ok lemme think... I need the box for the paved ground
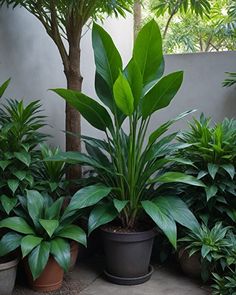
[14,257,210,295]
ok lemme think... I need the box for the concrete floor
[14,257,210,295]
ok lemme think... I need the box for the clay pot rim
[0,257,19,271]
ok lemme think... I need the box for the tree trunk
[65,39,83,182]
[133,0,142,39]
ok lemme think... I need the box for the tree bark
[64,37,83,181]
[133,0,142,39]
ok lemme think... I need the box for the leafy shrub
[175,114,236,225]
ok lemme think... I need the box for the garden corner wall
[0,7,236,149]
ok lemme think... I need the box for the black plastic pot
[101,228,156,285]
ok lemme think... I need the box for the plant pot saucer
[104,265,154,285]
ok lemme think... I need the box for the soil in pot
[24,256,64,292]
[0,256,19,295]
[178,248,201,278]
[101,225,156,285]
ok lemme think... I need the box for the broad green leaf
[142,71,184,119]
[14,151,31,167]
[208,163,219,179]
[50,238,70,273]
[7,179,19,194]
[0,79,10,98]
[152,172,205,187]
[45,197,64,220]
[152,196,199,231]
[26,190,45,228]
[113,72,134,116]
[13,170,27,181]
[21,235,43,258]
[39,219,59,237]
[133,20,164,93]
[65,184,112,213]
[88,203,118,235]
[92,23,122,89]
[0,217,35,235]
[113,199,128,213]
[28,242,50,280]
[0,195,17,215]
[52,89,113,132]
[0,232,22,257]
[142,200,177,248]
[205,185,218,201]
[221,164,235,179]
[57,225,87,247]
[0,160,10,171]
[124,59,142,108]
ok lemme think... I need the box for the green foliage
[0,189,89,279]
[175,114,236,226]
[145,0,236,53]
[212,272,236,295]
[50,21,203,249]
[35,144,68,198]
[223,72,236,88]
[0,80,47,216]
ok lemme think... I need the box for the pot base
[104,265,154,285]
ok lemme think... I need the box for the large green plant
[49,20,204,248]
[0,189,90,279]
[175,115,236,225]
[0,80,47,216]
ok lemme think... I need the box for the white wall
[0,8,236,149]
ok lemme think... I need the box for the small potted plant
[50,20,205,285]
[179,222,230,281]
[0,189,91,292]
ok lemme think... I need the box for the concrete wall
[0,8,236,149]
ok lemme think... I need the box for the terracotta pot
[69,241,79,271]
[24,257,64,292]
[0,257,19,295]
[178,248,201,278]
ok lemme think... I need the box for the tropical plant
[0,0,134,180]
[144,0,236,53]
[223,72,236,87]
[48,20,205,249]
[212,271,236,295]
[0,80,47,216]
[0,189,89,280]
[179,222,231,281]
[34,144,68,199]
[174,114,236,226]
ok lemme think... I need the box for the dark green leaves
[57,225,87,247]
[133,20,164,93]
[52,89,113,132]
[92,23,122,89]
[142,71,184,119]
[28,242,50,280]
[39,219,59,237]
[0,78,10,98]
[50,238,70,273]
[21,235,42,258]
[0,217,35,235]
[0,232,22,257]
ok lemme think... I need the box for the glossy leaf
[142,200,177,248]
[14,151,31,167]
[88,203,118,235]
[52,89,113,132]
[152,172,205,187]
[50,238,70,273]
[0,78,10,98]
[7,179,19,194]
[113,72,134,116]
[0,195,17,215]
[208,163,219,179]
[28,242,50,280]
[0,217,35,235]
[142,71,184,119]
[21,235,42,258]
[26,190,45,228]
[57,225,87,247]
[45,197,64,220]
[205,185,218,201]
[221,164,235,179]
[113,199,128,213]
[0,232,22,257]
[133,20,164,93]
[39,219,59,237]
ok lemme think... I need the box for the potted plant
[0,79,19,295]
[179,222,230,281]
[0,189,91,292]
[49,20,205,285]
